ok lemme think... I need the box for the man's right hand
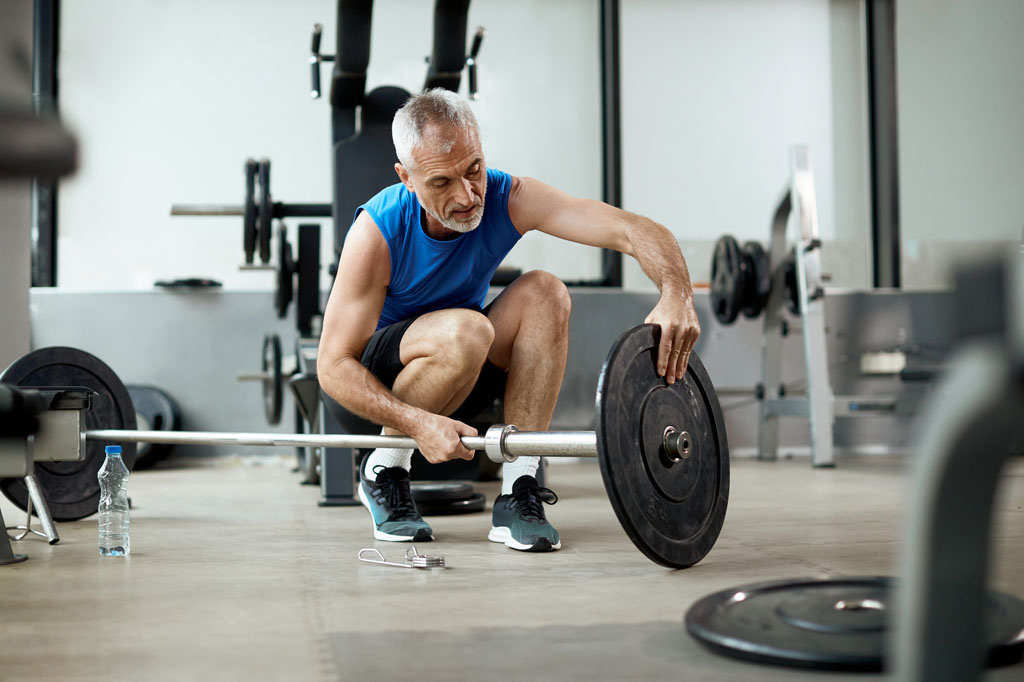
[408,413,478,463]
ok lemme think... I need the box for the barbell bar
[84,426,687,464]
[1,325,730,569]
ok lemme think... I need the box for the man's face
[397,125,487,235]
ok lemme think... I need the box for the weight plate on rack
[258,158,272,264]
[0,347,137,521]
[685,576,1024,671]
[262,333,283,426]
[741,240,771,319]
[596,324,729,569]
[243,158,257,265]
[710,235,745,325]
[275,224,294,319]
[783,253,800,315]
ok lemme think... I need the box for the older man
[318,89,699,552]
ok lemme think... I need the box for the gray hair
[392,88,480,171]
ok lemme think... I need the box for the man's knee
[419,308,495,366]
[518,270,572,328]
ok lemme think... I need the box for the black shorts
[321,307,507,435]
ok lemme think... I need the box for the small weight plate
[258,159,272,264]
[126,385,182,470]
[262,333,283,426]
[710,235,745,325]
[275,224,294,319]
[596,324,729,569]
[416,491,486,516]
[243,158,257,265]
[411,481,475,503]
[741,240,771,319]
[685,576,1024,671]
[0,347,137,521]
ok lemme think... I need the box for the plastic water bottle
[98,445,130,556]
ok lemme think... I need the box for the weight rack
[758,146,834,467]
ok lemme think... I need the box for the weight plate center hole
[835,599,886,613]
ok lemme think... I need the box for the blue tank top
[354,168,522,329]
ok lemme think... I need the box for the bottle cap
[105,445,122,455]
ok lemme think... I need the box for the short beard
[423,173,487,234]
[425,202,484,233]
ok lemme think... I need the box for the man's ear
[395,163,415,193]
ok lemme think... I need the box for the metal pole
[86,428,599,463]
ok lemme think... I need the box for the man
[318,89,700,552]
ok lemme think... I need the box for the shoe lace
[512,484,558,522]
[372,465,419,520]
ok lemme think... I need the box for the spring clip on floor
[357,546,446,570]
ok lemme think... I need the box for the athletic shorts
[321,307,507,435]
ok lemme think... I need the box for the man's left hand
[644,294,701,385]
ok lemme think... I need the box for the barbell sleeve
[84,426,599,464]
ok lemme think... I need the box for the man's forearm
[627,216,693,300]
[319,356,424,435]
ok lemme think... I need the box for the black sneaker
[358,459,433,542]
[488,475,561,551]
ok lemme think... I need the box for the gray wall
[0,1,35,369]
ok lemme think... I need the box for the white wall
[619,0,872,291]
[56,0,602,289]
[896,0,1024,288]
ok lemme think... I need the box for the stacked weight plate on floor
[685,576,1024,671]
[411,481,485,515]
[596,325,729,569]
[0,347,137,521]
[710,235,772,325]
[126,385,182,470]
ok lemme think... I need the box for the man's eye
[433,180,448,189]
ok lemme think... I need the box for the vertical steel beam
[599,0,623,287]
[866,0,901,289]
[31,0,60,287]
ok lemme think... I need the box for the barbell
[0,324,730,569]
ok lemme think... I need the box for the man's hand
[408,413,478,464]
[645,293,701,384]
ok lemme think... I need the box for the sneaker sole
[488,525,561,552]
[358,481,433,543]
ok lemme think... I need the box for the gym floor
[1,453,1022,681]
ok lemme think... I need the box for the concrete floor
[1,454,1022,682]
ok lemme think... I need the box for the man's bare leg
[485,270,571,552]
[363,307,493,472]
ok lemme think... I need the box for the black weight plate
[685,576,1024,672]
[595,324,729,569]
[258,158,272,264]
[126,385,181,470]
[411,481,475,503]
[262,333,283,426]
[275,224,294,319]
[416,491,486,516]
[741,240,771,319]
[710,235,744,325]
[0,347,137,521]
[243,158,257,264]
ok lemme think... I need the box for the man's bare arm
[317,212,427,435]
[507,176,700,383]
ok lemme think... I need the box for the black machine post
[598,0,623,287]
[31,0,61,287]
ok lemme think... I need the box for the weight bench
[1,387,91,564]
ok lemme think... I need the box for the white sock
[363,429,413,473]
[501,456,540,495]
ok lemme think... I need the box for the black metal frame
[31,0,60,287]
[866,0,901,289]
[597,0,623,287]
